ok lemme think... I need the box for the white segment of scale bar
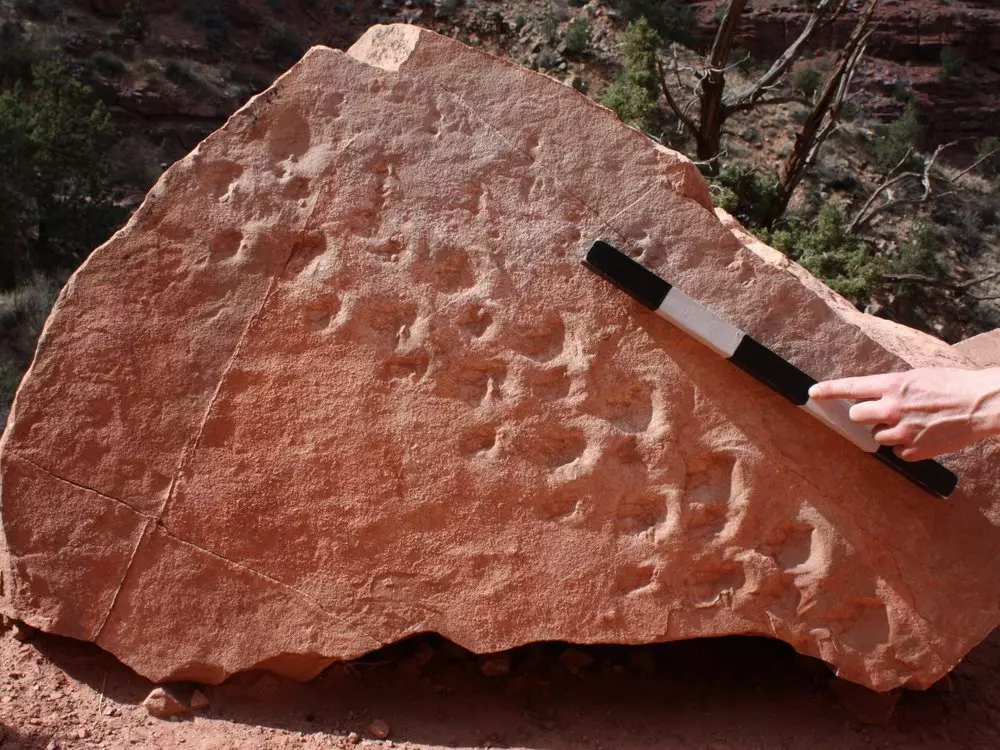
[656,284,879,454]
[801,398,879,453]
[655,288,745,359]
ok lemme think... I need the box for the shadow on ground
[12,624,1000,749]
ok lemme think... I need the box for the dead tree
[847,143,954,235]
[770,0,878,225]
[848,142,1000,302]
[657,0,854,170]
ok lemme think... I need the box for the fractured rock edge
[0,24,998,691]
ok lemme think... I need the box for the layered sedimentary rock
[2,24,999,692]
[689,0,1000,145]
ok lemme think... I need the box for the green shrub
[119,0,149,41]
[0,20,37,87]
[0,274,61,426]
[264,23,306,62]
[0,62,125,287]
[891,220,942,277]
[183,0,228,45]
[765,205,882,304]
[165,59,196,85]
[599,18,661,132]
[601,78,658,132]
[165,59,219,96]
[712,164,782,229]
[792,65,822,100]
[874,101,922,173]
[539,15,559,44]
[615,0,694,44]
[92,51,127,77]
[892,79,912,102]
[976,136,1000,179]
[564,17,591,55]
[938,46,964,82]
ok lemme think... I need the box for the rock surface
[2,24,1000,692]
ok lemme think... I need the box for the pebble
[190,690,210,710]
[369,719,391,739]
[346,731,360,744]
[75,727,90,739]
[142,686,190,719]
[477,654,511,677]
[558,648,595,674]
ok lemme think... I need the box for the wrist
[973,367,1000,438]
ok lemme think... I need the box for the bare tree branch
[728,93,816,112]
[724,0,849,111]
[656,56,700,140]
[847,143,954,234]
[880,269,1000,296]
[951,147,1000,184]
[765,0,877,224]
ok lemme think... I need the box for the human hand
[808,367,1000,461]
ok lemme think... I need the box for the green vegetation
[564,17,592,55]
[119,0,149,42]
[0,274,61,426]
[614,0,694,44]
[183,0,228,45]
[599,18,660,132]
[761,208,945,306]
[939,46,964,82]
[0,20,37,87]
[874,101,923,173]
[977,136,1000,183]
[92,51,128,78]
[712,165,782,229]
[0,61,125,289]
[791,65,823,100]
[264,23,307,62]
[765,205,883,304]
[893,220,943,279]
[539,15,559,44]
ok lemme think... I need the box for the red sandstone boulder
[2,24,999,691]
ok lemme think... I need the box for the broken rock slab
[2,24,1000,692]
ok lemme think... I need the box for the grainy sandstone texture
[2,24,999,692]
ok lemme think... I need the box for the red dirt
[3,622,1000,749]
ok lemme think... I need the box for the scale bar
[583,239,958,499]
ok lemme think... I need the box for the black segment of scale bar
[582,240,671,310]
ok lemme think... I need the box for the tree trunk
[697,0,746,172]
[767,0,878,226]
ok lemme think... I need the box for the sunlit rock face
[2,24,998,692]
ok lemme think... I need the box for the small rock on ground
[369,718,391,739]
[142,687,190,718]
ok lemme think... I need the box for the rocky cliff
[691,0,1000,146]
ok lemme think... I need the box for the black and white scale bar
[583,239,958,499]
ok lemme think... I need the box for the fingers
[809,373,899,401]
[894,445,926,462]
[848,399,899,425]
[872,423,908,446]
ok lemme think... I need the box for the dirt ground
[2,622,1000,750]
